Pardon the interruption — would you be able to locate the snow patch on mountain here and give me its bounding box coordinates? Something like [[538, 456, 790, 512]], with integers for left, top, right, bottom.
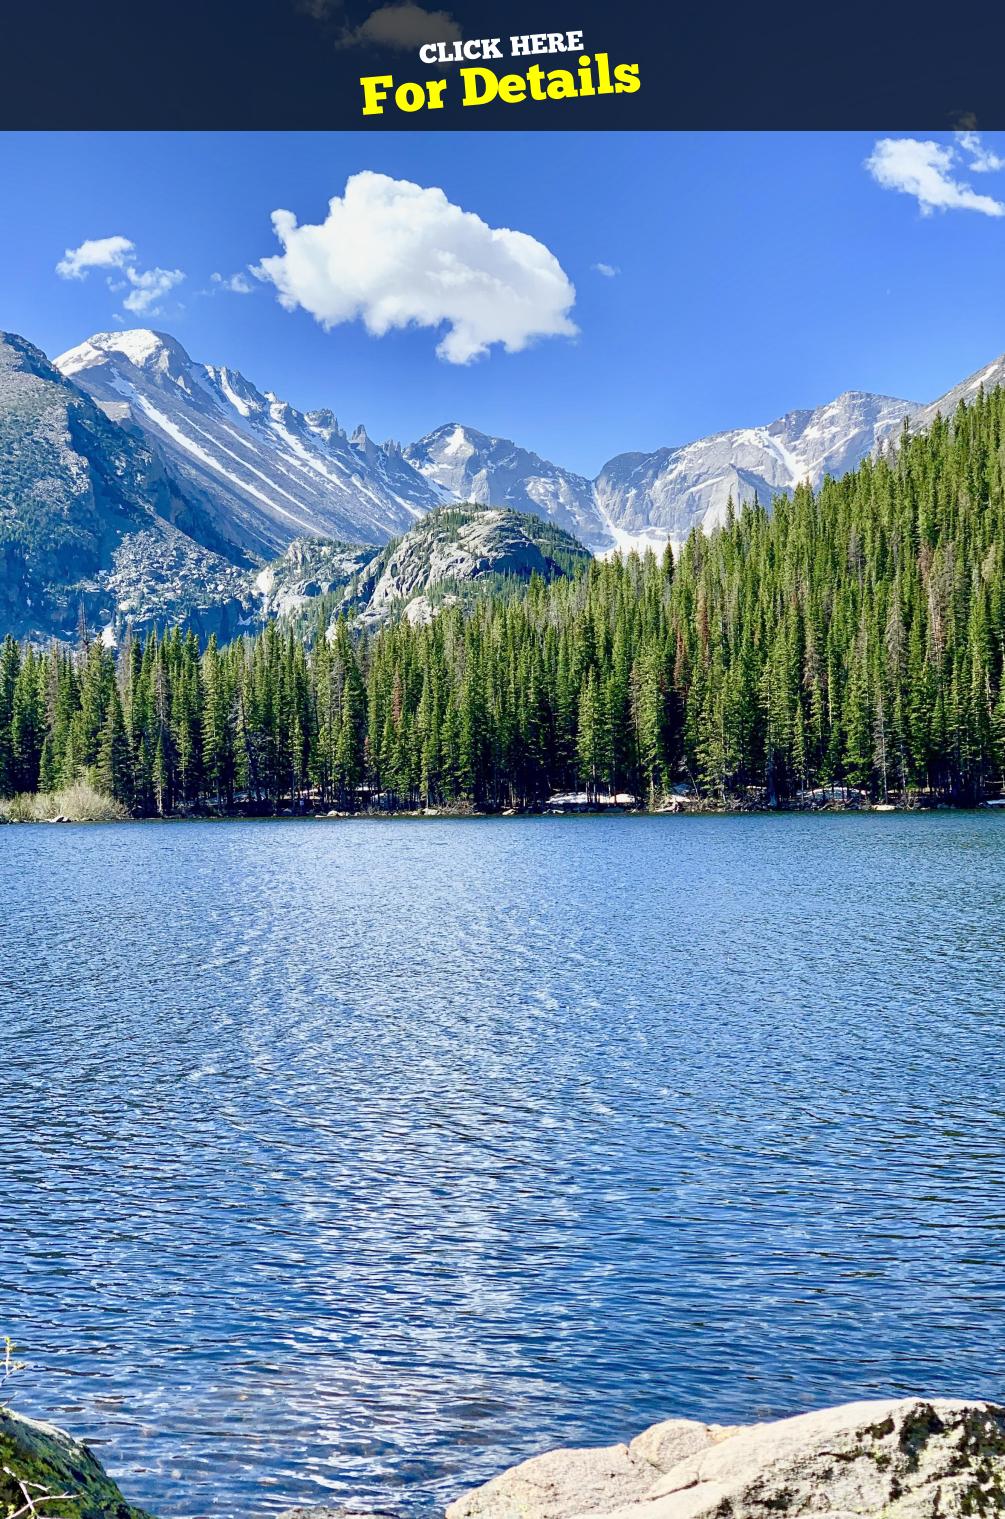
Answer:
[[594, 390, 920, 547], [56, 329, 447, 563], [405, 422, 608, 548], [887, 353, 1005, 440]]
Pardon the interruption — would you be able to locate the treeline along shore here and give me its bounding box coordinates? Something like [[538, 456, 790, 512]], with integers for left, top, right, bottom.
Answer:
[[4, 389, 1005, 819]]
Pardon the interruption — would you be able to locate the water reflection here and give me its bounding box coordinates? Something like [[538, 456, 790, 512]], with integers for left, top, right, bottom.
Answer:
[[2, 813, 1004, 1516]]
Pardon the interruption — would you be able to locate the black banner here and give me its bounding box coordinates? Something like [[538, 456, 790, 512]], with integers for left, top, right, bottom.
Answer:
[[6, 0, 1005, 129]]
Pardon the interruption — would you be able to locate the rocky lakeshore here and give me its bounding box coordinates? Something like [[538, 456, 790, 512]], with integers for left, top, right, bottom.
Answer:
[[436, 1398, 1005, 1518], [0, 1406, 152, 1519], [8, 1399, 1005, 1519]]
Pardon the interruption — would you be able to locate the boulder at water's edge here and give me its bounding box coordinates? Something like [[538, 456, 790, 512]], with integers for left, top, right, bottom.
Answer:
[[445, 1398, 1005, 1519]]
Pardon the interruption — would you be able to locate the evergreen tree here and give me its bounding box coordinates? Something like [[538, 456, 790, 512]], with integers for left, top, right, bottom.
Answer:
[[96, 686, 133, 809], [4, 386, 1005, 815]]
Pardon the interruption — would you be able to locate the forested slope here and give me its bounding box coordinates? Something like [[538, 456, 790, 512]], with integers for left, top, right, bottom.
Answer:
[[3, 389, 1004, 813]]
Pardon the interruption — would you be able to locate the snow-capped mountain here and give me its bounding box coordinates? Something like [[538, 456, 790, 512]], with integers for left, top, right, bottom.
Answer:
[[406, 393, 921, 553], [404, 423, 603, 547], [889, 355, 1005, 441], [54, 329, 925, 561], [0, 329, 587, 643], [56, 330, 447, 562], [0, 332, 252, 643], [7, 322, 1005, 644], [595, 390, 921, 548]]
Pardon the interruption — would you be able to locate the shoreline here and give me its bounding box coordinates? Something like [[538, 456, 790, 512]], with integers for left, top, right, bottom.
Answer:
[[439, 1397, 1005, 1519], [3, 798, 1000, 826], [7, 1396, 1005, 1519]]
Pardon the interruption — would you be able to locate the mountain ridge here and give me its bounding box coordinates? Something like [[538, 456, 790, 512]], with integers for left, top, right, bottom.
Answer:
[[403, 422, 602, 547], [0, 334, 590, 643], [2, 324, 1003, 642], [56, 329, 448, 562], [0, 331, 252, 642], [895, 354, 1005, 439], [57, 329, 932, 558]]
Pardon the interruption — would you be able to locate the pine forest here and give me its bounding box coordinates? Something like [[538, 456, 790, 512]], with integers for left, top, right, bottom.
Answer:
[[4, 392, 1005, 815]]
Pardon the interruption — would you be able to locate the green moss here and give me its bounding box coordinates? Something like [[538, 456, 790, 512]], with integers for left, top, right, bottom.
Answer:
[[0, 1410, 153, 1519]]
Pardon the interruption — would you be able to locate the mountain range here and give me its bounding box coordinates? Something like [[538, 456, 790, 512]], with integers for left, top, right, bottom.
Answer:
[[56, 329, 447, 560], [2, 324, 1003, 642]]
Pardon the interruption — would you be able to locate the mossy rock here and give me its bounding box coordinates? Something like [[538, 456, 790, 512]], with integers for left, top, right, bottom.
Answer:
[[0, 1408, 153, 1519]]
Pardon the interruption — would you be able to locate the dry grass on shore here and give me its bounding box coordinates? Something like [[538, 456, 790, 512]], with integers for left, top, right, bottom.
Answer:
[[0, 779, 129, 824]]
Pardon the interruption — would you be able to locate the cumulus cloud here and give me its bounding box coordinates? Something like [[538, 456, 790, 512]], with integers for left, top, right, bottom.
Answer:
[[56, 235, 136, 279], [865, 137, 1005, 217], [593, 262, 620, 277], [254, 171, 578, 364], [339, 1, 460, 48], [211, 271, 255, 294], [121, 267, 186, 313], [956, 130, 1005, 173], [56, 234, 185, 313]]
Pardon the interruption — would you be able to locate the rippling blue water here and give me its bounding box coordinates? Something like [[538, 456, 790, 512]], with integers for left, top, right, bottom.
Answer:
[[2, 813, 1005, 1517]]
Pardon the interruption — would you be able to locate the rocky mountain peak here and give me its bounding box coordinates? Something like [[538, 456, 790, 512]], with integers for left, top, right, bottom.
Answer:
[[405, 421, 602, 548], [901, 353, 1005, 436], [305, 407, 341, 438], [351, 422, 381, 462], [0, 330, 61, 381], [55, 329, 445, 560], [7, 324, 1005, 643], [59, 328, 194, 387]]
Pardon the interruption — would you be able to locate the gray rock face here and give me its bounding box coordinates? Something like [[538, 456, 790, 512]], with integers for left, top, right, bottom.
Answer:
[[447, 1399, 1005, 1519], [91, 527, 255, 644], [57, 330, 446, 561], [340, 504, 591, 627], [243, 504, 589, 634], [0, 330, 250, 642], [405, 424, 604, 550], [253, 536, 374, 621], [594, 391, 918, 549]]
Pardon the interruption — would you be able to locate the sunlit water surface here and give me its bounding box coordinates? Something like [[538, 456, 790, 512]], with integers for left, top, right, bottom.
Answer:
[[2, 813, 1005, 1517]]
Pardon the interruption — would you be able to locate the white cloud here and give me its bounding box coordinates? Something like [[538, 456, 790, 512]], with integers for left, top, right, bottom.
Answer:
[[341, 1, 460, 48], [56, 235, 136, 279], [593, 262, 620, 278], [211, 271, 255, 294], [865, 137, 1005, 218], [121, 266, 186, 314], [254, 170, 578, 364], [55, 234, 185, 313], [956, 130, 1005, 173]]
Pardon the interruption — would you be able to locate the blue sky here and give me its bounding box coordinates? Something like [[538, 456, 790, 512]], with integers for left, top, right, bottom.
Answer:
[[3, 130, 1005, 476]]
